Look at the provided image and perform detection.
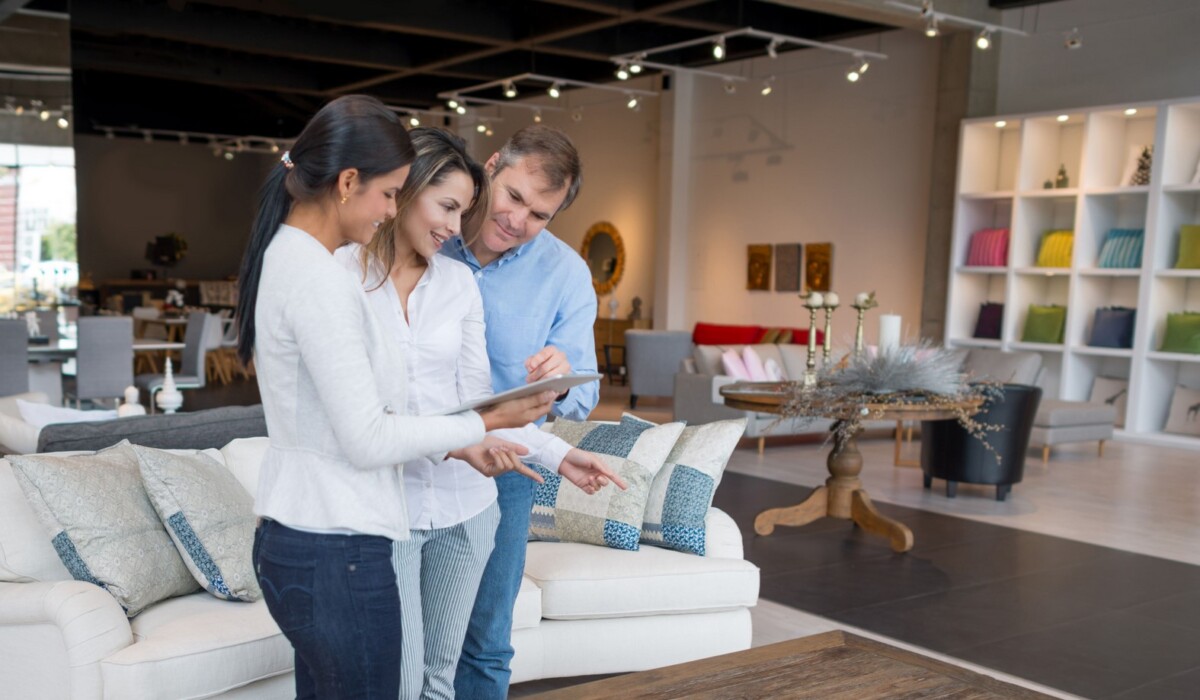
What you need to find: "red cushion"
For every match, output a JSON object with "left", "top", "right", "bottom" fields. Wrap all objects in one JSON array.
[
  {"left": 692, "top": 323, "right": 765, "bottom": 345},
  {"left": 788, "top": 328, "right": 825, "bottom": 345}
]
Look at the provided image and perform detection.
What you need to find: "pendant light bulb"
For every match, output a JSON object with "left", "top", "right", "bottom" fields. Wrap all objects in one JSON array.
[{"left": 713, "top": 36, "right": 726, "bottom": 60}]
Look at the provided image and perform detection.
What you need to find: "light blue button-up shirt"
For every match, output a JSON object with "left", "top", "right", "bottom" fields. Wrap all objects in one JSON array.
[{"left": 442, "top": 230, "right": 599, "bottom": 422}]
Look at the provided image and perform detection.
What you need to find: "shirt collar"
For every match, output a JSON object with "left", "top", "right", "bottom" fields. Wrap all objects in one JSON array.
[{"left": 451, "top": 230, "right": 545, "bottom": 271}]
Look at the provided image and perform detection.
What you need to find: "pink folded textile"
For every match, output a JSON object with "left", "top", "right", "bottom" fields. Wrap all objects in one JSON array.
[
  {"left": 966, "top": 228, "right": 1009, "bottom": 267},
  {"left": 721, "top": 349, "right": 751, "bottom": 379},
  {"left": 742, "top": 347, "right": 768, "bottom": 381}
]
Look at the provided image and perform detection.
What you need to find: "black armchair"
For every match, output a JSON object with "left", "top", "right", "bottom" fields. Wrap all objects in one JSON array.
[{"left": 920, "top": 383, "right": 1043, "bottom": 501}]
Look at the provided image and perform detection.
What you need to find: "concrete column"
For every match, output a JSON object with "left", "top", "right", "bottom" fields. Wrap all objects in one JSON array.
[{"left": 653, "top": 71, "right": 695, "bottom": 331}]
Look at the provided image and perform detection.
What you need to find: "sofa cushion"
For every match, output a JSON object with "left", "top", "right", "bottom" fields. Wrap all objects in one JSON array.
[
  {"left": 535, "top": 417, "right": 685, "bottom": 550},
  {"left": 523, "top": 538, "right": 759, "bottom": 620},
  {"left": 219, "top": 436, "right": 269, "bottom": 499},
  {"left": 1034, "top": 400, "right": 1118, "bottom": 428},
  {"left": 132, "top": 445, "right": 261, "bottom": 602},
  {"left": 720, "top": 350, "right": 750, "bottom": 380},
  {"left": 16, "top": 400, "right": 117, "bottom": 429},
  {"left": 8, "top": 442, "right": 200, "bottom": 615},
  {"left": 513, "top": 576, "right": 542, "bottom": 630},
  {"left": 628, "top": 416, "right": 746, "bottom": 556},
  {"left": 692, "top": 323, "right": 764, "bottom": 345},
  {"left": 101, "top": 592, "right": 292, "bottom": 700},
  {"left": 37, "top": 404, "right": 267, "bottom": 454},
  {"left": 0, "top": 457, "right": 71, "bottom": 582}
]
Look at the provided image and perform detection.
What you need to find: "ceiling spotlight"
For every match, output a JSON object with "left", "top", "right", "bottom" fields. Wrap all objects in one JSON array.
[
  {"left": 761, "top": 76, "right": 775, "bottom": 96},
  {"left": 723, "top": 80, "right": 737, "bottom": 95},
  {"left": 38, "top": 110, "right": 50, "bottom": 121},
  {"left": 178, "top": 132, "right": 187, "bottom": 144},
  {"left": 13, "top": 105, "right": 24, "bottom": 115},
  {"left": 270, "top": 141, "right": 280, "bottom": 152},
  {"left": 104, "top": 128, "right": 114, "bottom": 140},
  {"left": 56, "top": 117, "right": 69, "bottom": 129},
  {"left": 571, "top": 108, "right": 583, "bottom": 123},
  {"left": 855, "top": 56, "right": 870, "bottom": 75},
  {"left": 455, "top": 104, "right": 467, "bottom": 115},
  {"left": 548, "top": 82, "right": 561, "bottom": 99},
  {"left": 1064, "top": 27, "right": 1082, "bottom": 50},
  {"left": 224, "top": 150, "right": 235, "bottom": 161},
  {"left": 616, "top": 63, "right": 630, "bottom": 80},
  {"left": 767, "top": 38, "right": 782, "bottom": 59},
  {"left": 626, "top": 95, "right": 640, "bottom": 110},
  {"left": 533, "top": 110, "right": 543, "bottom": 123},
  {"left": 485, "top": 128, "right": 494, "bottom": 137},
  {"left": 924, "top": 15, "right": 939, "bottom": 38},
  {"left": 476, "top": 123, "right": 487, "bottom": 133},
  {"left": 1056, "top": 114, "right": 1069, "bottom": 122},
  {"left": 503, "top": 81, "right": 517, "bottom": 98},
  {"left": 629, "top": 56, "right": 644, "bottom": 74},
  {"left": 976, "top": 29, "right": 992, "bottom": 50},
  {"left": 1124, "top": 108, "right": 1138, "bottom": 116},
  {"left": 409, "top": 116, "right": 420, "bottom": 127},
  {"left": 846, "top": 66, "right": 861, "bottom": 83},
  {"left": 713, "top": 36, "right": 726, "bottom": 60},
  {"left": 919, "top": 0, "right": 934, "bottom": 16},
  {"left": 447, "top": 98, "right": 459, "bottom": 109},
  {"left": 994, "top": 120, "right": 1007, "bottom": 128},
  {"left": 143, "top": 130, "right": 152, "bottom": 143}
]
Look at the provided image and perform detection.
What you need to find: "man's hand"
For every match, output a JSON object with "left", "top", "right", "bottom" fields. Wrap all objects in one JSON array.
[
  {"left": 477, "top": 391, "right": 557, "bottom": 431},
  {"left": 449, "top": 436, "right": 544, "bottom": 484},
  {"left": 557, "top": 448, "right": 628, "bottom": 495},
  {"left": 525, "top": 345, "right": 571, "bottom": 383}
]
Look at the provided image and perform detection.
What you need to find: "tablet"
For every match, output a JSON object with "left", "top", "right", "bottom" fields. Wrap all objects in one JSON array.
[{"left": 432, "top": 373, "right": 603, "bottom": 416}]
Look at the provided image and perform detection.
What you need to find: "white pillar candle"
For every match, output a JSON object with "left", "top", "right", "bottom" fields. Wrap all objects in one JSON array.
[
  {"left": 878, "top": 314, "right": 902, "bottom": 354},
  {"left": 825, "top": 292, "right": 839, "bottom": 307}
]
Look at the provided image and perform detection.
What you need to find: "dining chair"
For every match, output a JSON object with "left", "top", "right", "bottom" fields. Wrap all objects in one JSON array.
[
  {"left": 34, "top": 309, "right": 59, "bottom": 343},
  {"left": 65, "top": 316, "right": 134, "bottom": 408},
  {"left": 136, "top": 311, "right": 215, "bottom": 412},
  {"left": 0, "top": 320, "right": 30, "bottom": 396}
]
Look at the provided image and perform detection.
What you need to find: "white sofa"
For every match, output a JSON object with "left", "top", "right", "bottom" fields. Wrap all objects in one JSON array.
[{"left": 0, "top": 437, "right": 760, "bottom": 699}]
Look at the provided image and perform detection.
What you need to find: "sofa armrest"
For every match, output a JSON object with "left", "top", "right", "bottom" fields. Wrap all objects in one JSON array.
[
  {"left": 705, "top": 508, "right": 743, "bottom": 560},
  {"left": 673, "top": 372, "right": 749, "bottom": 425},
  {"left": 0, "top": 580, "right": 132, "bottom": 667}
]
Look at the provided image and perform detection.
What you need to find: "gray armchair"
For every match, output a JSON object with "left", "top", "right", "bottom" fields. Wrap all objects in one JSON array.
[{"left": 625, "top": 330, "right": 692, "bottom": 409}]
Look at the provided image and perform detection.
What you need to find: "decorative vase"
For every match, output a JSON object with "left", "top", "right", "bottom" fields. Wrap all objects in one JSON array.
[
  {"left": 156, "top": 358, "right": 184, "bottom": 414},
  {"left": 1055, "top": 164, "right": 1069, "bottom": 189}
]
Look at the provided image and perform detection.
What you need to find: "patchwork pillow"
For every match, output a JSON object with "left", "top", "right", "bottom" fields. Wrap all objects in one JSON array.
[
  {"left": 131, "top": 445, "right": 261, "bottom": 602},
  {"left": 625, "top": 415, "right": 747, "bottom": 556},
  {"left": 536, "top": 416, "right": 685, "bottom": 550},
  {"left": 8, "top": 441, "right": 199, "bottom": 616}
]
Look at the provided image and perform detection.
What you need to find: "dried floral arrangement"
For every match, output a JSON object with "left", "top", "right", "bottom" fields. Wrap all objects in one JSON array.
[{"left": 775, "top": 343, "right": 1005, "bottom": 459}]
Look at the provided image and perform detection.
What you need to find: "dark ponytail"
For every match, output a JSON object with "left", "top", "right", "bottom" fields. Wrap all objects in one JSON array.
[{"left": 235, "top": 95, "right": 415, "bottom": 365}]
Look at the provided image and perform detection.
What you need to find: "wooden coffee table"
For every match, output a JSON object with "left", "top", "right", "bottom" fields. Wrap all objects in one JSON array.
[{"left": 530, "top": 631, "right": 1053, "bottom": 699}]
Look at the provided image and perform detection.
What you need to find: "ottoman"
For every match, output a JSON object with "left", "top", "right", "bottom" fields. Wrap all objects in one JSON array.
[{"left": 1029, "top": 399, "right": 1117, "bottom": 464}]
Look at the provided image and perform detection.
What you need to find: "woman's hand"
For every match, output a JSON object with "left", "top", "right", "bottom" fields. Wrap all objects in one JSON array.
[
  {"left": 557, "top": 448, "right": 628, "bottom": 495},
  {"left": 477, "top": 390, "right": 557, "bottom": 431},
  {"left": 449, "top": 436, "right": 544, "bottom": 484}
]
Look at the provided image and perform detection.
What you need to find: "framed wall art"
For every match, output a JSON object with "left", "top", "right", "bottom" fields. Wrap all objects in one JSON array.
[
  {"left": 774, "top": 243, "right": 802, "bottom": 292},
  {"left": 805, "top": 242, "right": 833, "bottom": 292},
  {"left": 747, "top": 244, "right": 772, "bottom": 291}
]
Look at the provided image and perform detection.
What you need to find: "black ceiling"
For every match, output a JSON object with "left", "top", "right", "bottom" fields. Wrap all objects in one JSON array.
[{"left": 51, "top": 0, "right": 1062, "bottom": 139}]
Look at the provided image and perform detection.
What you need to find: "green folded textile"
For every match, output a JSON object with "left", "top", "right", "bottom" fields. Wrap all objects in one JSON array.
[
  {"left": 1176, "top": 225, "right": 1200, "bottom": 269},
  {"left": 1160, "top": 311, "right": 1200, "bottom": 353},
  {"left": 1022, "top": 304, "right": 1066, "bottom": 344}
]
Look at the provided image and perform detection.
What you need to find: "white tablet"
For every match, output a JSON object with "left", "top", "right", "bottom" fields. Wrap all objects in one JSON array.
[{"left": 432, "top": 373, "right": 603, "bottom": 416}]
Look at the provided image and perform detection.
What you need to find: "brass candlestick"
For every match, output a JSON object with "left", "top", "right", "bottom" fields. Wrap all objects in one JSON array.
[
  {"left": 851, "top": 291, "right": 878, "bottom": 358},
  {"left": 802, "top": 291, "right": 823, "bottom": 387},
  {"left": 822, "top": 301, "right": 838, "bottom": 366}
]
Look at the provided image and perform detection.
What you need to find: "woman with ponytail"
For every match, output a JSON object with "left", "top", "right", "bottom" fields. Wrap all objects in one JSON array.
[
  {"left": 236, "top": 96, "right": 556, "bottom": 698},
  {"left": 336, "top": 128, "right": 622, "bottom": 698}
]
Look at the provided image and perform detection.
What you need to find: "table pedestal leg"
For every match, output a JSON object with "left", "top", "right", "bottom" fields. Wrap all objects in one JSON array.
[{"left": 754, "top": 423, "right": 914, "bottom": 552}]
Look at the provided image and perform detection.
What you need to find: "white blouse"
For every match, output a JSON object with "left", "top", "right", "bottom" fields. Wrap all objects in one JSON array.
[{"left": 336, "top": 246, "right": 571, "bottom": 530}]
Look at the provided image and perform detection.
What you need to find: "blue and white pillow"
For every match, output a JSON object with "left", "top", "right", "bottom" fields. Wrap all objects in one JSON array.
[
  {"left": 535, "top": 416, "right": 685, "bottom": 551},
  {"left": 624, "top": 415, "right": 747, "bottom": 556},
  {"left": 131, "top": 445, "right": 261, "bottom": 602},
  {"left": 1097, "top": 228, "right": 1143, "bottom": 269}
]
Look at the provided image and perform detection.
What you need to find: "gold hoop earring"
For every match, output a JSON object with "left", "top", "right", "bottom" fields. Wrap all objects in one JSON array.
[{"left": 340, "top": 194, "right": 349, "bottom": 205}]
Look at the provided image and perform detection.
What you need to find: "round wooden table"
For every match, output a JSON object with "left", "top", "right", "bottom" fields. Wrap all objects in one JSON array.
[{"left": 721, "top": 381, "right": 980, "bottom": 553}]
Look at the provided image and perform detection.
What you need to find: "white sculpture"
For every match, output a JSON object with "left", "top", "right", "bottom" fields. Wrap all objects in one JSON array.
[
  {"left": 118, "top": 386, "right": 147, "bottom": 417},
  {"left": 24, "top": 311, "right": 40, "bottom": 338},
  {"left": 155, "top": 358, "right": 184, "bottom": 414}
]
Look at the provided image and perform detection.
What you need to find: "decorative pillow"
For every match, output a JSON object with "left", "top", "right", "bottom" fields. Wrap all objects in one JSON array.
[
  {"left": 1021, "top": 305, "right": 1066, "bottom": 344},
  {"left": 131, "top": 445, "right": 261, "bottom": 602},
  {"left": 965, "top": 228, "right": 1009, "bottom": 267},
  {"left": 1177, "top": 225, "right": 1200, "bottom": 269},
  {"left": 624, "top": 415, "right": 746, "bottom": 556},
  {"left": 16, "top": 400, "right": 118, "bottom": 430},
  {"left": 759, "top": 328, "right": 782, "bottom": 344},
  {"left": 535, "top": 416, "right": 685, "bottom": 550},
  {"left": 1089, "top": 306, "right": 1136, "bottom": 349},
  {"left": 763, "top": 358, "right": 785, "bottom": 381},
  {"left": 8, "top": 442, "right": 199, "bottom": 616},
  {"left": 741, "top": 347, "right": 768, "bottom": 381},
  {"left": 1160, "top": 311, "right": 1200, "bottom": 353},
  {"left": 1035, "top": 230, "right": 1074, "bottom": 268},
  {"left": 776, "top": 329, "right": 794, "bottom": 344},
  {"left": 973, "top": 302, "right": 1004, "bottom": 340},
  {"left": 0, "top": 412, "right": 41, "bottom": 456},
  {"left": 1089, "top": 377, "right": 1128, "bottom": 428},
  {"left": 1097, "top": 229, "right": 1143, "bottom": 269},
  {"left": 692, "top": 323, "right": 764, "bottom": 345},
  {"left": 720, "top": 350, "right": 750, "bottom": 379},
  {"left": 1164, "top": 386, "right": 1200, "bottom": 436}
]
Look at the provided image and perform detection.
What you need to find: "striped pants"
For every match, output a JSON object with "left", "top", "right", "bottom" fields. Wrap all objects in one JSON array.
[{"left": 393, "top": 501, "right": 501, "bottom": 700}]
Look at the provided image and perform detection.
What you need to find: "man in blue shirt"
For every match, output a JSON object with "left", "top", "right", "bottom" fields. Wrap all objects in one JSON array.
[{"left": 443, "top": 125, "right": 600, "bottom": 698}]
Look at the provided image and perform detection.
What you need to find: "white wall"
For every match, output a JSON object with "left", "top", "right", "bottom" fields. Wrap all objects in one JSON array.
[
  {"left": 997, "top": 0, "right": 1200, "bottom": 114},
  {"left": 74, "top": 135, "right": 272, "bottom": 282},
  {"left": 681, "top": 30, "right": 940, "bottom": 343}
]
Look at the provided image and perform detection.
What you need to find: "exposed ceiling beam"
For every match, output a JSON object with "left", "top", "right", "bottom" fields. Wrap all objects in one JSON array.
[
  {"left": 0, "top": 0, "right": 33, "bottom": 23},
  {"left": 536, "top": 0, "right": 737, "bottom": 33},
  {"left": 763, "top": 0, "right": 1001, "bottom": 29}
]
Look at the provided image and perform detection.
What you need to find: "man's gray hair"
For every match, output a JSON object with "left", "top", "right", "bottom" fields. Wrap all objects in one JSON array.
[{"left": 493, "top": 125, "right": 583, "bottom": 215}]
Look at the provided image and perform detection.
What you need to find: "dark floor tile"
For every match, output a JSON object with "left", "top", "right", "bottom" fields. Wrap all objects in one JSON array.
[
  {"left": 957, "top": 610, "right": 1200, "bottom": 699},
  {"left": 1124, "top": 589, "right": 1200, "bottom": 632},
  {"left": 1020, "top": 550, "right": 1200, "bottom": 612},
  {"left": 1111, "top": 680, "right": 1200, "bottom": 700},
  {"left": 742, "top": 526, "right": 898, "bottom": 574}
]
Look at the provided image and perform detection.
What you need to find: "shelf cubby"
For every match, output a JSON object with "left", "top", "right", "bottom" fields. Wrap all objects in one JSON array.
[
  {"left": 1077, "top": 192, "right": 1148, "bottom": 270},
  {"left": 1018, "top": 114, "right": 1085, "bottom": 192},
  {"left": 1082, "top": 108, "right": 1158, "bottom": 189},
  {"left": 959, "top": 120, "right": 1022, "bottom": 194}
]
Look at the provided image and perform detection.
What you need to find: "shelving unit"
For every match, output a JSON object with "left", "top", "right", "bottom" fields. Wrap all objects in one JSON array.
[{"left": 947, "top": 98, "right": 1200, "bottom": 450}]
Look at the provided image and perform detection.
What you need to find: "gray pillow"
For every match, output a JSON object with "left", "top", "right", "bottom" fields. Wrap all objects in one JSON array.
[
  {"left": 8, "top": 441, "right": 199, "bottom": 616},
  {"left": 36, "top": 404, "right": 267, "bottom": 454},
  {"left": 131, "top": 445, "right": 260, "bottom": 602}
]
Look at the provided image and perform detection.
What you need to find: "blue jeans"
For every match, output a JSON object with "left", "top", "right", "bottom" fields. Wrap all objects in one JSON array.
[
  {"left": 253, "top": 520, "right": 402, "bottom": 699},
  {"left": 454, "top": 472, "right": 534, "bottom": 699}
]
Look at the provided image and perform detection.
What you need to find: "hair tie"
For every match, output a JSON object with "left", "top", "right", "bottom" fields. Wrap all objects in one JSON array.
[{"left": 281, "top": 151, "right": 295, "bottom": 170}]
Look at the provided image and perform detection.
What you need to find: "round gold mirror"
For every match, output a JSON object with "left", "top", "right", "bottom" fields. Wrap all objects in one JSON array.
[{"left": 581, "top": 221, "right": 625, "bottom": 296}]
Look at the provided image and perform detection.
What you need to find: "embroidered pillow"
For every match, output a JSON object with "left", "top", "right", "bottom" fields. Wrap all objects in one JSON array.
[
  {"left": 131, "top": 445, "right": 261, "bottom": 602},
  {"left": 8, "top": 441, "right": 199, "bottom": 616},
  {"left": 535, "top": 416, "right": 685, "bottom": 550},
  {"left": 625, "top": 415, "right": 747, "bottom": 556}
]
